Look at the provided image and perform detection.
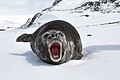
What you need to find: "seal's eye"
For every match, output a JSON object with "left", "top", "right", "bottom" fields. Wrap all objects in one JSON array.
[
  {"left": 43, "top": 33, "right": 49, "bottom": 39},
  {"left": 48, "top": 35, "right": 53, "bottom": 39},
  {"left": 58, "top": 32, "right": 64, "bottom": 37},
  {"left": 55, "top": 33, "right": 59, "bottom": 37},
  {"left": 51, "top": 34, "right": 54, "bottom": 38}
]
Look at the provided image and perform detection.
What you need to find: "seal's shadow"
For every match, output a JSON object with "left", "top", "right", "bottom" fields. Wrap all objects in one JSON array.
[
  {"left": 83, "top": 44, "right": 120, "bottom": 56},
  {"left": 10, "top": 45, "right": 120, "bottom": 66},
  {"left": 10, "top": 51, "right": 52, "bottom": 66}
]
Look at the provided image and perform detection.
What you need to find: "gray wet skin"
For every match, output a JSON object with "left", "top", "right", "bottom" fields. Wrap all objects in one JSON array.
[{"left": 16, "top": 20, "right": 83, "bottom": 65}]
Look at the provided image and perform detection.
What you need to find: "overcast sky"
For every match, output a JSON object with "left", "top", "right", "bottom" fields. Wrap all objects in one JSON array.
[{"left": 0, "top": 0, "right": 54, "bottom": 15}]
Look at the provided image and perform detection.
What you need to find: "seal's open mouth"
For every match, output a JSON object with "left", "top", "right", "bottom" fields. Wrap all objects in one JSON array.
[{"left": 50, "top": 42, "right": 60, "bottom": 60}]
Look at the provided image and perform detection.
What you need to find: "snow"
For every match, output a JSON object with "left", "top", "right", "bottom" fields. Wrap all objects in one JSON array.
[
  {"left": 0, "top": 0, "right": 120, "bottom": 80},
  {"left": 52, "top": 0, "right": 83, "bottom": 9},
  {"left": 35, "top": 13, "right": 58, "bottom": 25},
  {"left": 1, "top": 13, "right": 120, "bottom": 80},
  {"left": 0, "top": 15, "right": 33, "bottom": 30}
]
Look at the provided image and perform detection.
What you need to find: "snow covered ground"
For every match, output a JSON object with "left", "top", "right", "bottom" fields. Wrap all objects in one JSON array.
[
  {"left": 0, "top": 12, "right": 120, "bottom": 80},
  {"left": 0, "top": 0, "right": 120, "bottom": 80}
]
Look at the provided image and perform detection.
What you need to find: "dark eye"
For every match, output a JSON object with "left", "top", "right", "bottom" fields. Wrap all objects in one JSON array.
[
  {"left": 43, "top": 33, "right": 49, "bottom": 39},
  {"left": 55, "top": 33, "right": 59, "bottom": 37},
  {"left": 58, "top": 32, "right": 64, "bottom": 37},
  {"left": 48, "top": 35, "right": 52, "bottom": 39},
  {"left": 51, "top": 34, "right": 54, "bottom": 38}
]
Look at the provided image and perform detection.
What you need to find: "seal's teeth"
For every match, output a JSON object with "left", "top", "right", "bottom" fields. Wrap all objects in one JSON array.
[
  {"left": 50, "top": 42, "right": 60, "bottom": 60},
  {"left": 53, "top": 55, "right": 59, "bottom": 59}
]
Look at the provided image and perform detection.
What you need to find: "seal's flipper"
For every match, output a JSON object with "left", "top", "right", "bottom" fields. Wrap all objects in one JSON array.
[{"left": 16, "top": 33, "right": 32, "bottom": 42}]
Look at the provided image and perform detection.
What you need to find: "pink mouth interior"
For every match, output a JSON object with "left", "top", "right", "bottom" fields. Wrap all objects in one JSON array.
[{"left": 50, "top": 42, "right": 60, "bottom": 59}]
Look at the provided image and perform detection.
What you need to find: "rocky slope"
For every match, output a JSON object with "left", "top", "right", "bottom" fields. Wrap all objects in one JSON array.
[{"left": 19, "top": 0, "right": 120, "bottom": 29}]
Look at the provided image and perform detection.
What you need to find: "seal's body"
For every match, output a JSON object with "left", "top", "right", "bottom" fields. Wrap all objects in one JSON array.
[{"left": 16, "top": 20, "right": 83, "bottom": 64}]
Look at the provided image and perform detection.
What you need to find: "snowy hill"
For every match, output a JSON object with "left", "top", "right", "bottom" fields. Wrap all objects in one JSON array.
[
  {"left": 19, "top": 0, "right": 120, "bottom": 29},
  {"left": 76, "top": 0, "right": 120, "bottom": 13},
  {"left": 0, "top": 0, "right": 120, "bottom": 80},
  {"left": 1, "top": 0, "right": 120, "bottom": 30},
  {"left": 0, "top": 15, "right": 33, "bottom": 30}
]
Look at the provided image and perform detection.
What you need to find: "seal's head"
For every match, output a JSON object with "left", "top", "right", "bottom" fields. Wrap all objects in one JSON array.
[
  {"left": 35, "top": 30, "right": 67, "bottom": 64},
  {"left": 44, "top": 30, "right": 66, "bottom": 62}
]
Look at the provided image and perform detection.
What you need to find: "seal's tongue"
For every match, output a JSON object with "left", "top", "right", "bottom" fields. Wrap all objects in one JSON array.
[{"left": 51, "top": 42, "right": 60, "bottom": 59}]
